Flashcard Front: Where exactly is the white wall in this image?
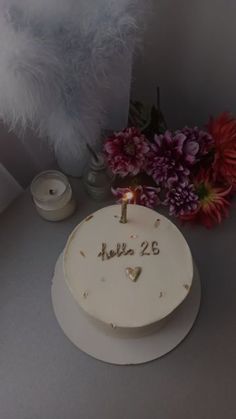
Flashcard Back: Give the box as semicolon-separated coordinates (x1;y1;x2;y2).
132;0;236;129
0;122;55;188
0;164;22;213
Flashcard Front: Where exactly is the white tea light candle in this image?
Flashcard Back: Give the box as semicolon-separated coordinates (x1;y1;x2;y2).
31;170;76;221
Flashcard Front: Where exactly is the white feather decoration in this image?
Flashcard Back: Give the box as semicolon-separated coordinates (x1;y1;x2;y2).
0;0;146;175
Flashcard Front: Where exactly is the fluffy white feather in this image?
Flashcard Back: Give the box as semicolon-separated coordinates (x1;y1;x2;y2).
0;0;146;174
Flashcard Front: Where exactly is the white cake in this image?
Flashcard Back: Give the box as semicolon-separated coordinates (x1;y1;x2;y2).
63;204;193;336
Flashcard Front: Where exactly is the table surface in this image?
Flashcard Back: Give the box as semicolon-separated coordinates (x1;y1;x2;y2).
0;180;236;419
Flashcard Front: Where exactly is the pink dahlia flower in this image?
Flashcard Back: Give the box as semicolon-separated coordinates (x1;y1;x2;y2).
104;127;150;177
146;128;213;187
176;127;214;162
146;131;191;187
164;181;199;217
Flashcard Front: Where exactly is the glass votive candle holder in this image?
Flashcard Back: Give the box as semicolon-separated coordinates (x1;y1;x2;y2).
30;170;76;221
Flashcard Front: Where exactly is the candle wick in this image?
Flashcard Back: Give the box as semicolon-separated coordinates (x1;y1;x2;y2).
49;189;56;195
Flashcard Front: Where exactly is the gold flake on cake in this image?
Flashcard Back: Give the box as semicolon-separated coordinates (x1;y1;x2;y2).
159;292;164;298
110;323;117;329
85;215;94;222
154;219;161;228
80;251;86;258
130;234;138;239
183;284;190;291
83;291;89;299
126;267;142;282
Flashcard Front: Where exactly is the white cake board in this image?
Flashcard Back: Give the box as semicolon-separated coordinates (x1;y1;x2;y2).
51;255;201;365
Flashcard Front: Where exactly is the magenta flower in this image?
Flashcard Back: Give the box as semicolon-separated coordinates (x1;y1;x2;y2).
176;127;214;162
164;181;199;217
135;185;160;208
112;185;160;209
104;127;150;177
146;131;191;187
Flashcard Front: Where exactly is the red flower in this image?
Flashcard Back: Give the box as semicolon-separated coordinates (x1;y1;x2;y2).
104;127;150;177
209;113;236;186
180;170;232;228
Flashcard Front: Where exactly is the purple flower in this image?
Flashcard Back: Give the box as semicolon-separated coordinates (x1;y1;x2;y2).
146;128;213;188
176;127;214;162
104;127;150;177
146;131;191;187
135;185;160;208
112;185;160;209
164;181;199;217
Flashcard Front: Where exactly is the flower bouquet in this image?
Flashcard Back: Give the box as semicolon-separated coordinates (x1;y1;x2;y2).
104;110;236;228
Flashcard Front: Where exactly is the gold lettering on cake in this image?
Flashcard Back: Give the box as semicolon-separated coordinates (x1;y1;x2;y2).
140;241;150;256
152;241;160;255
140;241;160;256
122;243;135;256
98;243;107;261
98;243;135;261
109;249;116;259
98;241;160;261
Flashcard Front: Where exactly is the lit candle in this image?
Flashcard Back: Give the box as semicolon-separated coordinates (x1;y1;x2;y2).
120;191;133;224
31;170;76;221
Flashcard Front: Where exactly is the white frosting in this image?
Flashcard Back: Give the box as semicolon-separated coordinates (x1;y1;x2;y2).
63;205;193;334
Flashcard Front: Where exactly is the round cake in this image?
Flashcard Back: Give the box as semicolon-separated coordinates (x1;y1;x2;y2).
63;204;193;336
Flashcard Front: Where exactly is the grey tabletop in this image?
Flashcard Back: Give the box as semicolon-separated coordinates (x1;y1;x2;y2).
0;179;236;419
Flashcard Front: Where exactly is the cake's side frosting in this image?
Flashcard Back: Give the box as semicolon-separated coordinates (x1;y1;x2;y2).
63;205;193;336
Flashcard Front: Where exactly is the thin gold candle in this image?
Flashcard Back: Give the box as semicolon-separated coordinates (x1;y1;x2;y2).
120;192;133;224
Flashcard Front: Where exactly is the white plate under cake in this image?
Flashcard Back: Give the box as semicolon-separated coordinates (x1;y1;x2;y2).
63;205;193;335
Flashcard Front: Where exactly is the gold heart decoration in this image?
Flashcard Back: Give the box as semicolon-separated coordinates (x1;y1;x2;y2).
125;267;142;282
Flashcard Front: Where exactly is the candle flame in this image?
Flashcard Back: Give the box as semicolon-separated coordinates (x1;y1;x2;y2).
124;191;134;201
